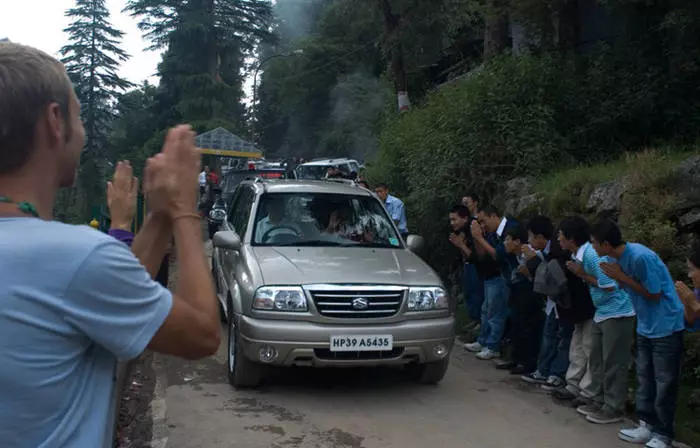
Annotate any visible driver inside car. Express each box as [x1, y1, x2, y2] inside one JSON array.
[[255, 196, 301, 242]]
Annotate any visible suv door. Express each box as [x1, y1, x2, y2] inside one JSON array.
[[220, 186, 256, 292]]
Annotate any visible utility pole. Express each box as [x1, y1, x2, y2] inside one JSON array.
[[378, 0, 410, 112]]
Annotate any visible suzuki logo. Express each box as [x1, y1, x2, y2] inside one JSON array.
[[351, 297, 369, 310]]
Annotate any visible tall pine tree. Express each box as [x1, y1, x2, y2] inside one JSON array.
[[125, 0, 274, 130], [58, 0, 133, 222]]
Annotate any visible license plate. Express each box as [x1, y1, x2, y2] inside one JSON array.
[[329, 335, 393, 352]]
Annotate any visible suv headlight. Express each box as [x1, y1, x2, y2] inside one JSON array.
[[407, 287, 448, 311], [253, 286, 308, 312]]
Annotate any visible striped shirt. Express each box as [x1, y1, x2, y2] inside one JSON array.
[[576, 242, 635, 323]]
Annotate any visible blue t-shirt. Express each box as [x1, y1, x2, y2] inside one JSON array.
[[384, 195, 408, 234], [0, 218, 173, 447], [578, 243, 635, 322], [616, 243, 684, 338]]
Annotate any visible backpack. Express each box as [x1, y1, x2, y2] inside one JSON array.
[[533, 258, 572, 309]]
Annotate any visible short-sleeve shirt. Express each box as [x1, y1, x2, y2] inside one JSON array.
[[616, 242, 684, 338], [0, 218, 173, 447], [576, 242, 635, 323], [384, 195, 408, 234]]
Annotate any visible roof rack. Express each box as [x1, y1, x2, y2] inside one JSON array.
[[321, 177, 358, 186]]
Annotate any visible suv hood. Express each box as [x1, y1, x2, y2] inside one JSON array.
[[252, 246, 441, 287]]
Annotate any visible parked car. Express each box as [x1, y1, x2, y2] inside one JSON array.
[[211, 178, 455, 388]]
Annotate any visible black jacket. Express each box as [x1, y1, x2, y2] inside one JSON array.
[[526, 239, 594, 325]]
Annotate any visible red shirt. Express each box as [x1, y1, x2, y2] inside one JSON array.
[[208, 172, 219, 185]]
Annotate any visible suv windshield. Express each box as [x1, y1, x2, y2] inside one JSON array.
[[252, 192, 403, 248]]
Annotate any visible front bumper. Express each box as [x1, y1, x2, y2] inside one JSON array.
[[237, 315, 455, 367]]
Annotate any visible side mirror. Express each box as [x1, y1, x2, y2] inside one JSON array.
[[405, 235, 425, 253], [213, 230, 241, 251]]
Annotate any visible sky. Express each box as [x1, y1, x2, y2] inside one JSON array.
[[1, 0, 163, 85]]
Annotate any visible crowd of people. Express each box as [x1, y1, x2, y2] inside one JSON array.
[[448, 193, 699, 448]]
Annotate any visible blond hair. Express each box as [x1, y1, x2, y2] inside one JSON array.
[[0, 42, 73, 173]]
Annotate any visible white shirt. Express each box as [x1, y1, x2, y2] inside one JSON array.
[[198, 171, 206, 186]]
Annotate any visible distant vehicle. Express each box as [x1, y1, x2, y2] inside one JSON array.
[[211, 178, 454, 388], [296, 158, 361, 180]]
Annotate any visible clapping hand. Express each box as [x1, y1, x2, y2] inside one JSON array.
[[675, 281, 695, 304], [107, 161, 138, 230], [449, 232, 465, 247], [470, 220, 483, 238], [566, 260, 584, 276], [522, 245, 537, 260], [600, 261, 625, 282], [144, 125, 201, 219]]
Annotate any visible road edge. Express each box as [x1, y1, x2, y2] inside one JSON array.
[[149, 353, 169, 448]]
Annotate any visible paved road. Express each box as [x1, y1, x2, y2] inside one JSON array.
[[147, 332, 633, 448]]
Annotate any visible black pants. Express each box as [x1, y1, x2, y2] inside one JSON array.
[[510, 286, 546, 372]]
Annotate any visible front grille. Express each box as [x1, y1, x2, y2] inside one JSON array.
[[309, 287, 405, 318], [314, 348, 404, 360]]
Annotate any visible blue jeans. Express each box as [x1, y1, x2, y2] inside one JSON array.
[[462, 263, 484, 322], [477, 276, 509, 352], [536, 311, 573, 378], [636, 332, 684, 440]]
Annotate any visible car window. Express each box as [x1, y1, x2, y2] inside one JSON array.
[[226, 187, 242, 224], [228, 187, 255, 237], [349, 162, 360, 173], [251, 192, 403, 248]]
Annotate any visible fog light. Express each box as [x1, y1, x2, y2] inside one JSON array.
[[258, 345, 278, 363], [433, 344, 448, 358]]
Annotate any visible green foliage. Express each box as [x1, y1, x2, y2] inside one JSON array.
[[58, 0, 134, 222]]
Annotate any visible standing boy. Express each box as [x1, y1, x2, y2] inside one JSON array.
[[502, 224, 545, 374], [449, 204, 482, 329], [559, 216, 635, 424], [591, 220, 684, 448]]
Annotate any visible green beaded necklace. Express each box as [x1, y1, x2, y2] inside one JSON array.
[[0, 196, 40, 218]]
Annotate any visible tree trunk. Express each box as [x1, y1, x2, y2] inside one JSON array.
[[378, 0, 410, 112], [483, 0, 510, 61], [556, 0, 580, 52]]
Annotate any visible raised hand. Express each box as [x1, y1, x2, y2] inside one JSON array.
[[675, 281, 695, 304], [144, 125, 201, 218], [107, 161, 138, 230]]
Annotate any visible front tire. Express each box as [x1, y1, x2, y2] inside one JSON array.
[[405, 357, 450, 384], [227, 315, 263, 389]]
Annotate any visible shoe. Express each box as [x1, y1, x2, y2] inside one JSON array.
[[521, 371, 548, 384], [509, 364, 527, 375], [618, 422, 652, 444], [540, 376, 566, 391], [576, 404, 601, 417], [571, 396, 592, 407], [464, 342, 483, 353], [551, 387, 577, 401], [645, 436, 671, 448], [462, 321, 478, 332], [476, 348, 501, 360], [493, 359, 516, 370], [586, 408, 623, 424]]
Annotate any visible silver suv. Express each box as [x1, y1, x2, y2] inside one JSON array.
[[211, 178, 455, 388]]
